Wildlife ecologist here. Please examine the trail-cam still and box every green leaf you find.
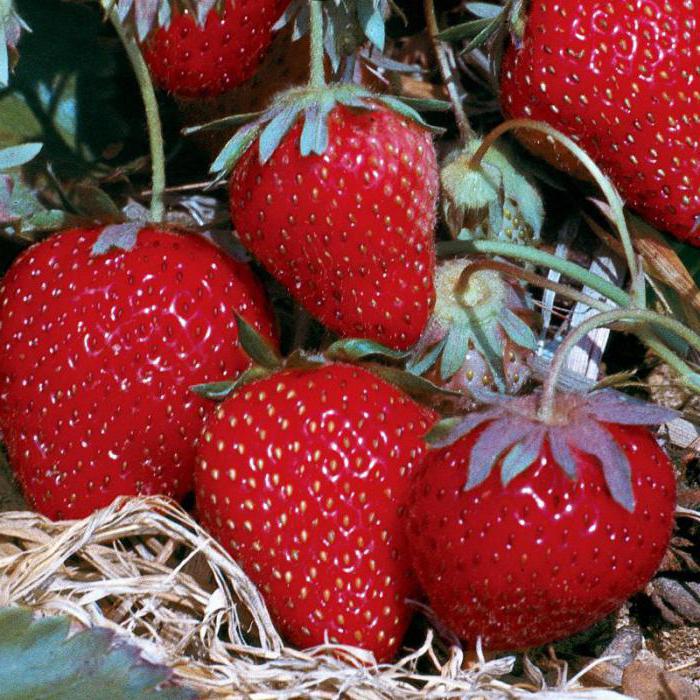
[357,0,385,51]
[375,95,445,134]
[299,96,335,158]
[325,338,408,363]
[499,309,538,351]
[191,367,272,401]
[394,96,452,113]
[440,322,470,381]
[182,111,264,136]
[235,315,282,369]
[437,18,493,42]
[370,365,462,402]
[500,431,544,485]
[460,16,503,54]
[407,336,448,376]
[466,2,504,19]
[0,142,42,171]
[0,607,195,700]
[259,105,302,164]
[210,122,262,177]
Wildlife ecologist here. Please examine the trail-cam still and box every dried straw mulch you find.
[0,497,630,699]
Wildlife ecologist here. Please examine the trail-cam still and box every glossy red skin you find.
[407,423,676,650]
[501,0,700,244]
[229,105,439,350]
[142,0,290,98]
[195,364,436,660]
[0,227,276,519]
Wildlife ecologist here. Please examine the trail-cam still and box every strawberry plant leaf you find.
[0,142,42,171]
[357,0,385,51]
[0,607,195,700]
[235,315,283,369]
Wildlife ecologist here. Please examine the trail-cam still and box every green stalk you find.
[111,13,166,223]
[438,239,632,308]
[539,308,700,422]
[309,1,326,89]
[423,0,474,144]
[468,119,645,306]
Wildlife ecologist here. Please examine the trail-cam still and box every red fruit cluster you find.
[501,0,700,244]
[0,227,276,519]
[142,0,290,98]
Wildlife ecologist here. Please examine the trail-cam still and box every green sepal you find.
[376,95,446,134]
[182,111,264,136]
[407,336,447,377]
[300,92,336,157]
[0,607,195,700]
[210,122,262,179]
[440,322,471,381]
[370,365,462,403]
[437,17,494,43]
[324,338,408,363]
[191,366,273,401]
[466,3,504,19]
[91,222,142,256]
[395,96,452,113]
[459,15,504,55]
[235,315,282,370]
[426,417,463,446]
[500,432,544,485]
[259,104,303,164]
[500,308,538,351]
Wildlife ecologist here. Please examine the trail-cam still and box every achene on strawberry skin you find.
[195,363,436,661]
[229,103,439,351]
[0,226,276,519]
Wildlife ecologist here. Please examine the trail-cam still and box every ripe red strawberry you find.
[140,0,291,98]
[407,391,676,650]
[500,0,700,244]
[195,363,435,660]
[0,226,276,519]
[228,104,439,350]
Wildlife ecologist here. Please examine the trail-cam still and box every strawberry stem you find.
[309,1,326,89]
[423,0,474,144]
[456,258,614,313]
[469,119,645,308]
[439,239,632,308]
[539,308,700,423]
[111,12,166,223]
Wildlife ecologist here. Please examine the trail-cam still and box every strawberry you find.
[0,226,276,519]
[407,390,676,650]
[195,363,435,660]
[500,0,700,244]
[140,0,291,99]
[409,259,537,396]
[227,101,439,350]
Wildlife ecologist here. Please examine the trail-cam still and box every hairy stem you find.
[469,119,644,306]
[540,309,700,422]
[423,0,474,143]
[456,258,614,313]
[438,239,632,308]
[111,13,166,223]
[309,1,326,89]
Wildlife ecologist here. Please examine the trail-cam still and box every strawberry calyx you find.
[209,83,441,181]
[427,389,677,513]
[192,316,460,405]
[0,0,27,87]
[105,0,225,41]
[440,138,543,243]
[408,258,537,394]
